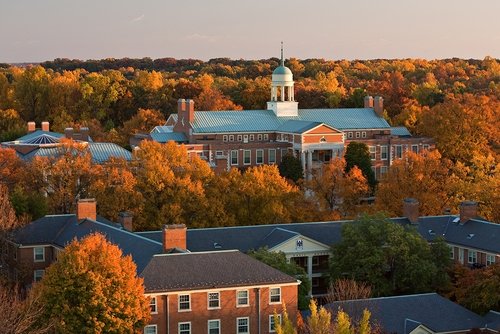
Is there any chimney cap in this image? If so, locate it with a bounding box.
[118,211,132,217]
[178,98,186,102]
[404,198,419,204]
[461,200,477,207]
[163,224,186,230]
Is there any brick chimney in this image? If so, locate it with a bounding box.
[64,127,74,139]
[41,121,50,132]
[76,199,96,221]
[80,127,90,142]
[374,96,384,117]
[186,99,195,124]
[364,95,374,108]
[27,122,36,133]
[460,201,478,224]
[118,212,133,232]
[403,198,419,224]
[162,224,187,251]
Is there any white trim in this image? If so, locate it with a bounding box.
[144,282,299,296]
[269,287,281,304]
[208,319,221,334]
[236,317,249,334]
[178,322,191,334]
[33,269,45,282]
[149,296,158,314]
[207,291,221,310]
[243,150,251,165]
[33,247,45,262]
[144,324,157,334]
[269,314,281,333]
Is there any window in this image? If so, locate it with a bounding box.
[243,150,251,165]
[361,131,367,138]
[237,135,243,142]
[150,296,157,313]
[257,134,263,141]
[369,146,376,160]
[144,325,157,334]
[486,254,496,266]
[449,247,454,260]
[223,135,228,142]
[270,314,282,333]
[269,287,281,304]
[208,320,220,334]
[229,135,234,142]
[179,322,191,334]
[34,269,44,282]
[268,149,276,164]
[237,290,249,307]
[231,150,238,166]
[215,150,224,158]
[249,134,254,141]
[468,250,477,264]
[381,146,388,160]
[263,134,269,140]
[208,292,220,309]
[355,132,360,138]
[243,134,248,143]
[458,248,464,264]
[423,144,430,151]
[395,145,403,159]
[256,149,264,164]
[380,166,388,177]
[237,317,249,334]
[178,294,190,311]
[411,144,419,153]
[348,132,353,138]
[34,247,45,262]
[320,136,326,143]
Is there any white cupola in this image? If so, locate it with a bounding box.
[267,42,299,117]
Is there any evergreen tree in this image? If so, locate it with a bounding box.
[344,142,376,190]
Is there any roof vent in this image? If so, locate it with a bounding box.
[467,234,475,239]
[452,217,460,223]
[213,242,222,249]
[428,229,436,235]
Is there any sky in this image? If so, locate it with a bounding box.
[1,0,499,63]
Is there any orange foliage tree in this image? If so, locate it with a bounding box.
[37,233,150,333]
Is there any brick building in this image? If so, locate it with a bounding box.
[132,50,433,178]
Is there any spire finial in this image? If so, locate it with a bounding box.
[280,41,284,66]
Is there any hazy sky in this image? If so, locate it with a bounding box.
[1,0,499,62]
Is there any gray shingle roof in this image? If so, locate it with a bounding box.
[140,250,298,293]
[324,293,487,334]
[484,311,500,331]
[12,214,162,273]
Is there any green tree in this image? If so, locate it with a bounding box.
[248,247,310,310]
[278,153,303,183]
[330,214,451,296]
[344,142,376,190]
[37,233,150,333]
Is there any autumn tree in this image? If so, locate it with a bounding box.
[375,150,456,217]
[305,299,332,334]
[344,142,376,190]
[14,66,51,123]
[308,158,369,219]
[248,247,310,310]
[0,147,25,187]
[0,184,21,269]
[0,108,26,141]
[325,279,372,305]
[330,214,452,296]
[37,233,150,333]
[119,108,165,146]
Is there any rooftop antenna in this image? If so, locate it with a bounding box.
[280,41,284,66]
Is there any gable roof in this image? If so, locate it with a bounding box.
[140,250,298,293]
[11,214,162,273]
[390,126,412,137]
[276,120,324,133]
[150,132,188,143]
[324,293,487,334]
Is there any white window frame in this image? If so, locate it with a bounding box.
[486,254,496,266]
[449,247,454,260]
[237,317,249,334]
[243,150,251,165]
[236,290,249,307]
[468,250,477,264]
[270,314,282,333]
[231,150,238,166]
[178,294,191,312]
[208,319,220,334]
[256,149,264,164]
[348,132,353,138]
[395,145,403,159]
[144,325,157,334]
[369,146,376,160]
[361,131,367,138]
[355,131,360,138]
[243,134,248,143]
[178,322,191,334]
[381,145,388,160]
[237,135,243,142]
[268,149,276,164]
[229,135,234,142]
[34,247,45,262]
[263,134,269,140]
[257,134,262,141]
[215,150,224,158]
[380,166,388,177]
[249,134,254,141]
[223,135,228,142]
[411,144,419,153]
[423,144,430,151]
[34,269,44,282]
[269,287,281,304]
[207,292,220,309]
[458,248,464,264]
[150,296,158,314]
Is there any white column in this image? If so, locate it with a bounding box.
[291,86,294,101]
[307,255,313,297]
[281,86,285,101]
[301,151,306,176]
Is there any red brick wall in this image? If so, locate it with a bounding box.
[149,284,298,334]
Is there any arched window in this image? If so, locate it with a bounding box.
[320,136,327,143]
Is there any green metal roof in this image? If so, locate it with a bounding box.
[20,143,132,163]
[16,130,64,142]
[390,126,412,137]
[185,108,391,134]
[277,120,323,133]
[150,132,188,143]
[273,65,292,75]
